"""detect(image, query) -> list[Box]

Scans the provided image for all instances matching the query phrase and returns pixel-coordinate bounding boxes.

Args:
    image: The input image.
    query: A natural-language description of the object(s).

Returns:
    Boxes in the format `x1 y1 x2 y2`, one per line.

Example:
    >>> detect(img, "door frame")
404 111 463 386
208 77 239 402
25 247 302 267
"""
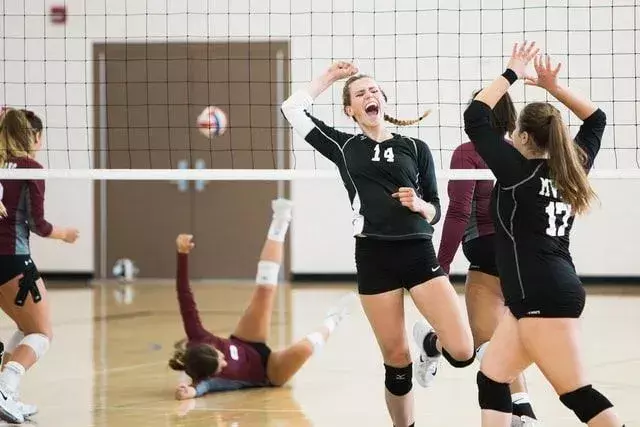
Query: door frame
92 41 292 281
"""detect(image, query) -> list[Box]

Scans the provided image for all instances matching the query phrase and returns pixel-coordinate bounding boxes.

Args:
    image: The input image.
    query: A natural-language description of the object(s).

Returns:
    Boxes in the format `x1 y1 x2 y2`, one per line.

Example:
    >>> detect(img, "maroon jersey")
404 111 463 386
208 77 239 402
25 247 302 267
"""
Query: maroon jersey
0 157 52 255
437 142 496 273
176 253 268 385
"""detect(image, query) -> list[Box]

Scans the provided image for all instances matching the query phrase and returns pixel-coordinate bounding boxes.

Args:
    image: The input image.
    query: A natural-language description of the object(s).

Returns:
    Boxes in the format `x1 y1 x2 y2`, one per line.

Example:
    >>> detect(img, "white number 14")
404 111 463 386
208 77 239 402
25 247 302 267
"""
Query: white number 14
545 201 571 237
372 145 394 162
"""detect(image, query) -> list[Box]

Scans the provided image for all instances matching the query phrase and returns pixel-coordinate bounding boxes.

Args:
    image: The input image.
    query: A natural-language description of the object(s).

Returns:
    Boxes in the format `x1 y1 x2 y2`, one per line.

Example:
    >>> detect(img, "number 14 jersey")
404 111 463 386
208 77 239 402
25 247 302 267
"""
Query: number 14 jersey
281 89 441 241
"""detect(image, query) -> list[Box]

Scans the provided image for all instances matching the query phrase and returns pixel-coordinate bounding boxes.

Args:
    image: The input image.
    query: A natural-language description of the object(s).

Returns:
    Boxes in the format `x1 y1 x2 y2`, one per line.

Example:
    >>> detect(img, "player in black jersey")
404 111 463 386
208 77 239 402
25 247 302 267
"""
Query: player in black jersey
282 62 474 427
465 41 624 427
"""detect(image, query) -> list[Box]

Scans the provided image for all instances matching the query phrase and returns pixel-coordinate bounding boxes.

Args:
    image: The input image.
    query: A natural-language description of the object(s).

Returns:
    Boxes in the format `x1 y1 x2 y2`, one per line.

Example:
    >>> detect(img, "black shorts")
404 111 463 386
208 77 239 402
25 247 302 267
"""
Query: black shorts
505 267 587 320
462 235 499 277
355 237 446 295
229 335 272 371
0 255 39 286
508 288 586 319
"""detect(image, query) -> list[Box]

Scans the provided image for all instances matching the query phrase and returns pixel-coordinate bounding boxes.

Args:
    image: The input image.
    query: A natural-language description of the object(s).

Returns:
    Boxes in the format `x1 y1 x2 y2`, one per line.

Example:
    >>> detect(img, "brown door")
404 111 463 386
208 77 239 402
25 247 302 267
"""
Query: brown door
94 42 290 280
188 42 290 280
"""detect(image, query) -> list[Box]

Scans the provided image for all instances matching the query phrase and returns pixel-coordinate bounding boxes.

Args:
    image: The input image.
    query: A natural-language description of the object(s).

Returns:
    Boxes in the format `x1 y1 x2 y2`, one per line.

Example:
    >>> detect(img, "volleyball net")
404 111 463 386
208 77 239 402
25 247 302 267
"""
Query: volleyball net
0 0 638 181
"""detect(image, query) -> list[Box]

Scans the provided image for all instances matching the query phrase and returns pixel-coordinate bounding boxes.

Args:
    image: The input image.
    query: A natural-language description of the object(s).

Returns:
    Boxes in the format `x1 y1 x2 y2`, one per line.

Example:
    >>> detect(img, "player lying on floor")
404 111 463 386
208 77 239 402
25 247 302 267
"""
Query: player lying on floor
168 198 356 399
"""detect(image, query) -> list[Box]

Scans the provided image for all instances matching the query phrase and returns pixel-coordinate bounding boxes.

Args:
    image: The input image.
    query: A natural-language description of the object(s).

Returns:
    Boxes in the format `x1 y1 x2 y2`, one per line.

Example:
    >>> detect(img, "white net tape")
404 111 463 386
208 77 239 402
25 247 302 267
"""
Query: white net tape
0 168 639 181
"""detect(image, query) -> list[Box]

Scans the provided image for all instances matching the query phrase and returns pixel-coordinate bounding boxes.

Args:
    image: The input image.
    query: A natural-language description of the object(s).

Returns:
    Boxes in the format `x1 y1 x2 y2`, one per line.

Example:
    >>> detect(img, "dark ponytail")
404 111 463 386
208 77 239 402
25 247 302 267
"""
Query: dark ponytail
167 340 220 383
168 338 187 371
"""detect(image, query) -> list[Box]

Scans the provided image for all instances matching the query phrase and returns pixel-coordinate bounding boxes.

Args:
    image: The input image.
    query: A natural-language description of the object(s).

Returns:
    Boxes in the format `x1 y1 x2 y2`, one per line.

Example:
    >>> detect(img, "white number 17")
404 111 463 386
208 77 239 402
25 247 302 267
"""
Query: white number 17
545 201 571 237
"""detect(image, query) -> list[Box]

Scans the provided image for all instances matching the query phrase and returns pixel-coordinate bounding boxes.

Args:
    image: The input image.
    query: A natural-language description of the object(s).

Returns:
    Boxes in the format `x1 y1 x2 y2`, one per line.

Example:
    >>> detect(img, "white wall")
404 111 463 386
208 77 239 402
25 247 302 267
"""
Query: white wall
292 178 640 277
0 0 638 276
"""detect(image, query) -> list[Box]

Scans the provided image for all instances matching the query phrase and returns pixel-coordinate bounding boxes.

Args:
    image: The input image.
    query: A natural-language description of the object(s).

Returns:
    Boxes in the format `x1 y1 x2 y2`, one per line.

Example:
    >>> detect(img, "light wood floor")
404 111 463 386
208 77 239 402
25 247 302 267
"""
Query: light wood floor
1 280 638 426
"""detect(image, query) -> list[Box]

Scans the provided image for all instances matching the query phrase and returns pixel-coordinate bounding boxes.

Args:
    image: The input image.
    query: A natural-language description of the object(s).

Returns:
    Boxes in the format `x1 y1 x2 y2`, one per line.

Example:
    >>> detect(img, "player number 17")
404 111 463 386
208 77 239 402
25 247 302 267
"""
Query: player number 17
545 201 571 237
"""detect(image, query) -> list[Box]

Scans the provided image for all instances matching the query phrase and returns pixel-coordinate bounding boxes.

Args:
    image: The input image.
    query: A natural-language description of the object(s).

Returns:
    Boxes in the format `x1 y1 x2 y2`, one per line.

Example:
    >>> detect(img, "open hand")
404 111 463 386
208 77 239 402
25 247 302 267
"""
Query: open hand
175 383 197 400
506 41 540 79
523 54 562 93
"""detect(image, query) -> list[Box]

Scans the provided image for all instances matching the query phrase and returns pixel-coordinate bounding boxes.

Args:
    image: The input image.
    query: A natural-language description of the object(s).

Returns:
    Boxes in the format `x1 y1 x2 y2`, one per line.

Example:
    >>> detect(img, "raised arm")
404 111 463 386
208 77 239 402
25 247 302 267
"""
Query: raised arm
465 41 539 186
437 145 477 274
523 54 606 168
280 62 358 163
175 235 209 341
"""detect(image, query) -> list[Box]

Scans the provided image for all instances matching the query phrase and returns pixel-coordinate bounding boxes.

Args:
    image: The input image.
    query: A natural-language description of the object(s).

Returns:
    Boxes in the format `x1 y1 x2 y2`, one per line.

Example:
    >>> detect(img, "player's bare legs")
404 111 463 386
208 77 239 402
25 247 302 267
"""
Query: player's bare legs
0 276 51 422
480 312 623 427
360 290 414 427
409 276 474 391
231 198 293 344
266 292 356 386
478 311 532 427
518 318 622 427
467 271 537 425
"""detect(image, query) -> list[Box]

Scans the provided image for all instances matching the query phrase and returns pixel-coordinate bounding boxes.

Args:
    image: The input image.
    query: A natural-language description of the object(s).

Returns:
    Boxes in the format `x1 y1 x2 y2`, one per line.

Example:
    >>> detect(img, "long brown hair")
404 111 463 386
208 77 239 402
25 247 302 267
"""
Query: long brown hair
342 74 431 126
0 108 37 218
518 102 596 215
471 89 517 137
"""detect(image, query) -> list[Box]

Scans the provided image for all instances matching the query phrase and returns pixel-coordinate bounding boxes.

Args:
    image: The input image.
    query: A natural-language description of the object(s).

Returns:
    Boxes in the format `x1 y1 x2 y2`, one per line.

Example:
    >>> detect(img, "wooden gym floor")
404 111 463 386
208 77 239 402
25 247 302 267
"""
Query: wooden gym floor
1 280 638 426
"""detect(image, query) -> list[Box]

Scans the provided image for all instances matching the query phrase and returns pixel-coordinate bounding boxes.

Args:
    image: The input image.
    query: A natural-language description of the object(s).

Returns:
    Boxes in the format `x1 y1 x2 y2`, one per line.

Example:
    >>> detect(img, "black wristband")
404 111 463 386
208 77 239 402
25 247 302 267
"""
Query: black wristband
501 68 518 85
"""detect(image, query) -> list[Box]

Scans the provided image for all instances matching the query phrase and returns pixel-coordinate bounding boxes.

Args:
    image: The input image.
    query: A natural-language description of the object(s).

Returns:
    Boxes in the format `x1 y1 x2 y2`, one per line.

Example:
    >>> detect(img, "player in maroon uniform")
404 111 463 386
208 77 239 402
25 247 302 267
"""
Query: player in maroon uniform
0 108 79 423
437 92 538 426
169 199 355 399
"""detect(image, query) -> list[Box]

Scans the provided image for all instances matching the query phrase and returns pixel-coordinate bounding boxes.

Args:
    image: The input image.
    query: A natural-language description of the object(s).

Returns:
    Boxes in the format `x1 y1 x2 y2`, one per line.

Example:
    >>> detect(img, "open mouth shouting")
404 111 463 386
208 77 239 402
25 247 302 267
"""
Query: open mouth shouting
365 101 380 119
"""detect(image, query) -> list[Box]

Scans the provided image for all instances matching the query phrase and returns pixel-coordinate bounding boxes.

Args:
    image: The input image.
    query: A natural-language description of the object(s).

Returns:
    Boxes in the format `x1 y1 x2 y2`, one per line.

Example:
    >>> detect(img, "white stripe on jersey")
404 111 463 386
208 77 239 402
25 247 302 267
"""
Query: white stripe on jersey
281 89 364 236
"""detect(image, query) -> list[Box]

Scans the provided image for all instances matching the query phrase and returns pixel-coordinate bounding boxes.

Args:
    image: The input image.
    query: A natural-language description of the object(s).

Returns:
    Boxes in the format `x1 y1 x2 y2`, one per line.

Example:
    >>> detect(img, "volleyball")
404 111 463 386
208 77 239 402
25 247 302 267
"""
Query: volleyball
197 106 227 138
112 258 138 282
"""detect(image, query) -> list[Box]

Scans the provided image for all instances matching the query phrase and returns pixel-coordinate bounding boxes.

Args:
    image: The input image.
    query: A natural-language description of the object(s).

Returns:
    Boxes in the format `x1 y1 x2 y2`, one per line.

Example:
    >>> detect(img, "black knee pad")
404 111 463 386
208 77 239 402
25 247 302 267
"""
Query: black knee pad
477 371 512 413
559 385 613 423
384 363 413 396
443 348 475 368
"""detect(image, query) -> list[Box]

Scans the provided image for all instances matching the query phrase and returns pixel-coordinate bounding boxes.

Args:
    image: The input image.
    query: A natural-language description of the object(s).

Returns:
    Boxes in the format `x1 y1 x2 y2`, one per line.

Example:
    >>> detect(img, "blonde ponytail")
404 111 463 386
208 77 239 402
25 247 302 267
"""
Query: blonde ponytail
0 108 34 218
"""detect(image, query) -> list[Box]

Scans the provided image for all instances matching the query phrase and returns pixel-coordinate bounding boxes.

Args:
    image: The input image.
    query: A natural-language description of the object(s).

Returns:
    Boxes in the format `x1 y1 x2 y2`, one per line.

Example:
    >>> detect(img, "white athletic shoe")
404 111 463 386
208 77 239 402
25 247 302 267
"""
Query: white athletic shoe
271 198 293 221
324 292 358 327
16 399 37 419
412 320 440 388
0 382 24 424
512 415 539 427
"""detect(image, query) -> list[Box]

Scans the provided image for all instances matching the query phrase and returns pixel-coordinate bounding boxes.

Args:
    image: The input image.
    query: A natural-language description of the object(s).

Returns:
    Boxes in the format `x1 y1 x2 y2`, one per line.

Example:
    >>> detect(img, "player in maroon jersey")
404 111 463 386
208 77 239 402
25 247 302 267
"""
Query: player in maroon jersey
0 108 79 423
169 199 356 399
437 92 538 426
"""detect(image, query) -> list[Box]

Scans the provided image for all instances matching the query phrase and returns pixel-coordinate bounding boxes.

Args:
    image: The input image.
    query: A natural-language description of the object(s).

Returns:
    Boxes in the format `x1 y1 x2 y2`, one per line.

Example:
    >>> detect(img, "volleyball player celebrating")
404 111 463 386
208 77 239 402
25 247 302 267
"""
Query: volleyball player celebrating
0 108 79 423
169 199 355 399
281 62 474 427
438 92 538 426
466 41 625 427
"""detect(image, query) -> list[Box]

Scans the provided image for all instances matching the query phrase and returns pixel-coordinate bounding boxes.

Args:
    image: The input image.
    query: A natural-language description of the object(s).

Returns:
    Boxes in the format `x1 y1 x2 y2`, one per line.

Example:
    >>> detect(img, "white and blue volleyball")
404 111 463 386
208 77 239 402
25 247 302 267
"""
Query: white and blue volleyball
197 106 227 138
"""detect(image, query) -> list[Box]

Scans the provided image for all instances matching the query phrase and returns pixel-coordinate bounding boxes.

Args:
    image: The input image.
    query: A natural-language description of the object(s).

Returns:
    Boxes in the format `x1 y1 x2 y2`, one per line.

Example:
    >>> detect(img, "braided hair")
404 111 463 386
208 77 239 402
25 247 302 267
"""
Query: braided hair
342 74 431 126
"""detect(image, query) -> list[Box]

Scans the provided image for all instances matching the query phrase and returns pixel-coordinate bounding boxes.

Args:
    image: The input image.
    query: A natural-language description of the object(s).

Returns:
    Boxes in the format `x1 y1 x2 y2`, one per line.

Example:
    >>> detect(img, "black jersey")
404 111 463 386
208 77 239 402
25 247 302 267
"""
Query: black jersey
464 100 605 304
281 90 441 240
